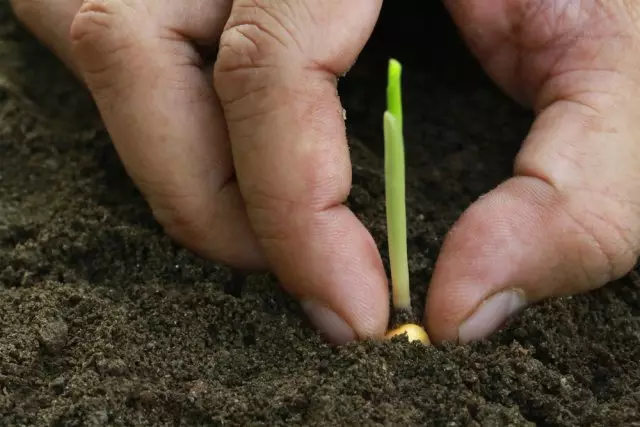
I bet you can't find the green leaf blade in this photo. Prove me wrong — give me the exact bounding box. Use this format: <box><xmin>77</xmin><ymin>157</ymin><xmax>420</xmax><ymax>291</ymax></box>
<box><xmin>383</xmin><ymin>106</ymin><xmax>410</xmax><ymax>310</ymax></box>
<box><xmin>387</xmin><ymin>58</ymin><xmax>403</xmax><ymax>131</ymax></box>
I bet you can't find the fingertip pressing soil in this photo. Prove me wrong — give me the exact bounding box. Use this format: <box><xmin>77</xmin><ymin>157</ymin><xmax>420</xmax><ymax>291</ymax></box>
<box><xmin>1</xmin><ymin>2</ymin><xmax>639</xmax><ymax>426</ymax></box>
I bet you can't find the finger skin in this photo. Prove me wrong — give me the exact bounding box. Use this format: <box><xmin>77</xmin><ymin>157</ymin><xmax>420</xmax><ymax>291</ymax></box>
<box><xmin>66</xmin><ymin>0</ymin><xmax>266</xmax><ymax>269</ymax></box>
<box><xmin>215</xmin><ymin>0</ymin><xmax>388</xmax><ymax>342</ymax></box>
<box><xmin>10</xmin><ymin>0</ymin><xmax>83</xmax><ymax>74</ymax></box>
<box><xmin>427</xmin><ymin>0</ymin><xmax>640</xmax><ymax>343</ymax></box>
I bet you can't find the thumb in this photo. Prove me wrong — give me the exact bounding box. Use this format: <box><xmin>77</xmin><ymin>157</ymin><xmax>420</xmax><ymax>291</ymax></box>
<box><xmin>214</xmin><ymin>0</ymin><xmax>387</xmax><ymax>343</ymax></box>
<box><xmin>426</xmin><ymin>91</ymin><xmax>640</xmax><ymax>344</ymax></box>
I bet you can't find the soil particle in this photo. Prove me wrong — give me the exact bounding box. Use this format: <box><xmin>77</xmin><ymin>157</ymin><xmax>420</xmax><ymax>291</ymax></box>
<box><xmin>1</xmin><ymin>2</ymin><xmax>639</xmax><ymax>426</ymax></box>
<box><xmin>36</xmin><ymin>318</ymin><xmax>68</xmax><ymax>354</ymax></box>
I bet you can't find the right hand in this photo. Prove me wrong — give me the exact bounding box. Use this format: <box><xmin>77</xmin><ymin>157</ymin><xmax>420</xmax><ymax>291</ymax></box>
<box><xmin>10</xmin><ymin>0</ymin><xmax>390</xmax><ymax>344</ymax></box>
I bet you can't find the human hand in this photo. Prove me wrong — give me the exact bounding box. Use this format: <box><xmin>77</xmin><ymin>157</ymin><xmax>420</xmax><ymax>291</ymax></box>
<box><xmin>10</xmin><ymin>0</ymin><xmax>390</xmax><ymax>343</ymax></box>
<box><xmin>427</xmin><ymin>1</ymin><xmax>640</xmax><ymax>343</ymax></box>
<box><xmin>15</xmin><ymin>0</ymin><xmax>637</xmax><ymax>347</ymax></box>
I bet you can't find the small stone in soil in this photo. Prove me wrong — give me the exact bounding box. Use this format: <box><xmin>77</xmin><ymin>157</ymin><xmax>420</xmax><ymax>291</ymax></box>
<box><xmin>37</xmin><ymin>318</ymin><xmax>68</xmax><ymax>354</ymax></box>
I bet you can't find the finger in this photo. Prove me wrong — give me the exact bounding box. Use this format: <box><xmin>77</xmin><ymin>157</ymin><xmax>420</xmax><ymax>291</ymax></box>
<box><xmin>425</xmin><ymin>86</ymin><xmax>640</xmax><ymax>344</ymax></box>
<box><xmin>215</xmin><ymin>0</ymin><xmax>386</xmax><ymax>343</ymax></box>
<box><xmin>69</xmin><ymin>0</ymin><xmax>266</xmax><ymax>269</ymax></box>
<box><xmin>10</xmin><ymin>0</ymin><xmax>83</xmax><ymax>74</ymax></box>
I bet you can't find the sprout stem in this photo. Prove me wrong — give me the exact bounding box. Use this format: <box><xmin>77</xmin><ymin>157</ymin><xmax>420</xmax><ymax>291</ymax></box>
<box><xmin>384</xmin><ymin>59</ymin><xmax>410</xmax><ymax>310</ymax></box>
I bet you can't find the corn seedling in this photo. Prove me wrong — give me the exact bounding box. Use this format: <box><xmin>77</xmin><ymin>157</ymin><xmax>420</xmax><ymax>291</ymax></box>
<box><xmin>383</xmin><ymin>59</ymin><xmax>430</xmax><ymax>345</ymax></box>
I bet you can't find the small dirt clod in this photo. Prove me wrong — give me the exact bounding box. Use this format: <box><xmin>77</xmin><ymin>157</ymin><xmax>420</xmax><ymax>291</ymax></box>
<box><xmin>37</xmin><ymin>318</ymin><xmax>68</xmax><ymax>354</ymax></box>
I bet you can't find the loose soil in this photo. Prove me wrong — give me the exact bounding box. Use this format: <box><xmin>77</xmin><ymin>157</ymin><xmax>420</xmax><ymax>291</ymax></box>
<box><xmin>1</xmin><ymin>3</ymin><xmax>639</xmax><ymax>426</ymax></box>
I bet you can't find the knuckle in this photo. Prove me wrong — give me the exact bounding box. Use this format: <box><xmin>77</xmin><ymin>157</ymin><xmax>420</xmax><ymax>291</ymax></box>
<box><xmin>69</xmin><ymin>0</ymin><xmax>141</xmax><ymax>94</ymax></box>
<box><xmin>70</xmin><ymin>0</ymin><xmax>117</xmax><ymax>46</ymax></box>
<box><xmin>219</xmin><ymin>24</ymin><xmax>271</xmax><ymax>69</ymax></box>
<box><xmin>217</xmin><ymin>1</ymin><xmax>297</xmax><ymax>72</ymax></box>
<box><xmin>216</xmin><ymin>23</ymin><xmax>285</xmax><ymax>75</ymax></box>
<box><xmin>214</xmin><ymin>2</ymin><xmax>299</xmax><ymax>107</ymax></box>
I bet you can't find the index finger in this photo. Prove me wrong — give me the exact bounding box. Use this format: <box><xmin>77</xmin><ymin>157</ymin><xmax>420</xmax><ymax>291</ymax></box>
<box><xmin>69</xmin><ymin>0</ymin><xmax>265</xmax><ymax>268</ymax></box>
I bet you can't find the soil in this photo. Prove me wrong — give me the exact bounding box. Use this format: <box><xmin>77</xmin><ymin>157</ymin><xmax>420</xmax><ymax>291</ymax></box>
<box><xmin>1</xmin><ymin>2</ymin><xmax>639</xmax><ymax>426</ymax></box>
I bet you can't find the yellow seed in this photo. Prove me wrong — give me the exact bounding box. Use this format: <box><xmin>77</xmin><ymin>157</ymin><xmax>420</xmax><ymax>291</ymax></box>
<box><xmin>385</xmin><ymin>323</ymin><xmax>430</xmax><ymax>344</ymax></box>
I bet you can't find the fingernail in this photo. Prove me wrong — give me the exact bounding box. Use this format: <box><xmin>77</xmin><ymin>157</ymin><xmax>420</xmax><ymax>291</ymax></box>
<box><xmin>301</xmin><ymin>299</ymin><xmax>356</xmax><ymax>345</ymax></box>
<box><xmin>458</xmin><ymin>289</ymin><xmax>527</xmax><ymax>344</ymax></box>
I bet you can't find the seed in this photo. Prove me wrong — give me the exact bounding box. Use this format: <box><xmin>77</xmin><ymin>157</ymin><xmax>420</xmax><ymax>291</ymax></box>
<box><xmin>385</xmin><ymin>323</ymin><xmax>430</xmax><ymax>344</ymax></box>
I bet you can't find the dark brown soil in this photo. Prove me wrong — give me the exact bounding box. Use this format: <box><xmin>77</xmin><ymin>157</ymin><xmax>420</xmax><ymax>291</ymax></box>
<box><xmin>1</xmin><ymin>3</ymin><xmax>639</xmax><ymax>426</ymax></box>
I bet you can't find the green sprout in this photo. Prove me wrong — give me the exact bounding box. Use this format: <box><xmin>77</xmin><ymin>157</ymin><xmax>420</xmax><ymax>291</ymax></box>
<box><xmin>382</xmin><ymin>58</ymin><xmax>430</xmax><ymax>345</ymax></box>
<box><xmin>383</xmin><ymin>58</ymin><xmax>410</xmax><ymax>310</ymax></box>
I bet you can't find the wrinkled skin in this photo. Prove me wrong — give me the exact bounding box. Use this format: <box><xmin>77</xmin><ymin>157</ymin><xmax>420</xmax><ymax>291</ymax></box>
<box><xmin>9</xmin><ymin>0</ymin><xmax>640</xmax><ymax>344</ymax></box>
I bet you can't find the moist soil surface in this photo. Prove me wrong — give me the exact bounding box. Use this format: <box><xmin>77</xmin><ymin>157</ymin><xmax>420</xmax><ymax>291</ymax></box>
<box><xmin>1</xmin><ymin>3</ymin><xmax>639</xmax><ymax>426</ymax></box>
